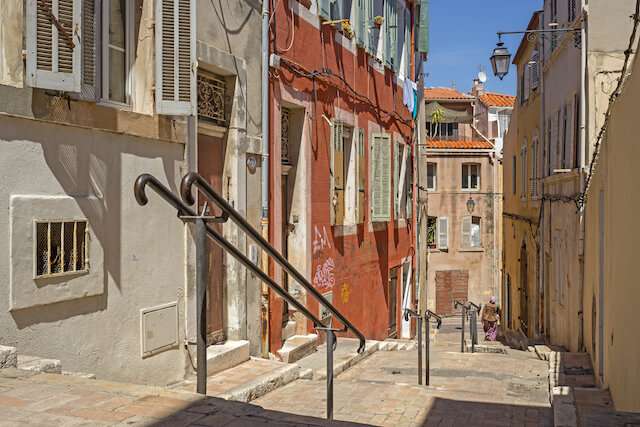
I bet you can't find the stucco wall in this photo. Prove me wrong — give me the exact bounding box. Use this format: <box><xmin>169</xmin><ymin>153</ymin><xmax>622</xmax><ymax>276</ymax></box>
<box><xmin>583</xmin><ymin>42</ymin><xmax>640</xmax><ymax>413</ymax></box>
<box><xmin>0</xmin><ymin>114</ymin><xmax>189</xmax><ymax>385</ymax></box>
<box><xmin>425</xmin><ymin>153</ymin><xmax>499</xmax><ymax>310</ymax></box>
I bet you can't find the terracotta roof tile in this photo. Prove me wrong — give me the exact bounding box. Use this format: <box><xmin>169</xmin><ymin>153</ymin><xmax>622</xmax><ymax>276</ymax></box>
<box><xmin>425</xmin><ymin>140</ymin><xmax>494</xmax><ymax>150</ymax></box>
<box><xmin>479</xmin><ymin>92</ymin><xmax>516</xmax><ymax>108</ymax></box>
<box><xmin>424</xmin><ymin>87</ymin><xmax>473</xmax><ymax>101</ymax></box>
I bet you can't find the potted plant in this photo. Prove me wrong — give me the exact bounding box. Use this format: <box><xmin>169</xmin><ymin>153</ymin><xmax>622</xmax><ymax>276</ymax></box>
<box><xmin>373</xmin><ymin>15</ymin><xmax>384</xmax><ymax>27</ymax></box>
<box><xmin>341</xmin><ymin>20</ymin><xmax>354</xmax><ymax>39</ymax></box>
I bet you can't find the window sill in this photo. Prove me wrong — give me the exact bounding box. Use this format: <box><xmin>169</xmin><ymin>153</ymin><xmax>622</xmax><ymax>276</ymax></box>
<box><xmin>459</xmin><ymin>247</ymin><xmax>484</xmax><ymax>253</ymax></box>
<box><xmin>428</xmin><ymin>248</ymin><xmax>444</xmax><ymax>253</ymax></box>
<box><xmin>460</xmin><ymin>188</ymin><xmax>480</xmax><ymax>193</ymax></box>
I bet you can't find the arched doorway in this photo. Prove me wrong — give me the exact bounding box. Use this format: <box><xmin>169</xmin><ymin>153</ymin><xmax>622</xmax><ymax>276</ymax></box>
<box><xmin>519</xmin><ymin>243</ymin><xmax>529</xmax><ymax>336</ymax></box>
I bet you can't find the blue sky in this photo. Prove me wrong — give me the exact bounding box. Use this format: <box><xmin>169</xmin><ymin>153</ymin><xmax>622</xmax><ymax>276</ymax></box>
<box><xmin>425</xmin><ymin>0</ymin><xmax>542</xmax><ymax>95</ymax></box>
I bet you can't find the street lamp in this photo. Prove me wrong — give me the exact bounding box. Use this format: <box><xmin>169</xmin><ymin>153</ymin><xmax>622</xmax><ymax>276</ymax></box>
<box><xmin>490</xmin><ymin>40</ymin><xmax>512</xmax><ymax>80</ymax></box>
<box><xmin>466</xmin><ymin>197</ymin><xmax>476</xmax><ymax>214</ymax></box>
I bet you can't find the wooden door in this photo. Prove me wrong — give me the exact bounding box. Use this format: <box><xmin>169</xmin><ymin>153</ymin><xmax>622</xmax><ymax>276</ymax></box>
<box><xmin>198</xmin><ymin>133</ymin><xmax>225</xmax><ymax>343</ymax></box>
<box><xmin>281</xmin><ymin>173</ymin><xmax>290</xmax><ymax>327</ymax></box>
<box><xmin>435</xmin><ymin>270</ymin><xmax>469</xmax><ymax>316</ymax></box>
<box><xmin>520</xmin><ymin>244</ymin><xmax>529</xmax><ymax>336</ymax></box>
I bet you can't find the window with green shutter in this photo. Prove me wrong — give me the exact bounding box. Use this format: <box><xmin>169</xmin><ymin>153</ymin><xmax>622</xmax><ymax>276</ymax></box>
<box><xmin>371</xmin><ymin>133</ymin><xmax>391</xmax><ymax>222</ymax></box>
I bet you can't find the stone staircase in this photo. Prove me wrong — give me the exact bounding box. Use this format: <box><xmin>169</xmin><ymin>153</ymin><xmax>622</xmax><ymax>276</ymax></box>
<box><xmin>0</xmin><ymin>344</ymin><xmax>94</xmax><ymax>377</ymax></box>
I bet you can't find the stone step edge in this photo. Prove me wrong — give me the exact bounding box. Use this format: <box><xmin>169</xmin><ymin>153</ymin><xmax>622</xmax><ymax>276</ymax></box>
<box><xmin>218</xmin><ymin>363</ymin><xmax>301</xmax><ymax>403</ymax></box>
<box><xmin>548</xmin><ymin>351</ymin><xmax>578</xmax><ymax>427</ymax></box>
<box><xmin>311</xmin><ymin>341</ymin><xmax>379</xmax><ymax>380</ymax></box>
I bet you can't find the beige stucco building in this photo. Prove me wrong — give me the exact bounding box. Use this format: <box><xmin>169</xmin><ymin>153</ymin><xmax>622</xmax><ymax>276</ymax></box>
<box><xmin>0</xmin><ymin>0</ymin><xmax>263</xmax><ymax>385</ymax></box>
<box><xmin>420</xmin><ymin>88</ymin><xmax>507</xmax><ymax>315</ymax></box>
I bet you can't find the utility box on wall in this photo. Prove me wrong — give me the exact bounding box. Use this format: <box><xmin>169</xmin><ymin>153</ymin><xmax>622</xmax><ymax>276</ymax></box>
<box><xmin>140</xmin><ymin>302</ymin><xmax>179</xmax><ymax>358</ymax></box>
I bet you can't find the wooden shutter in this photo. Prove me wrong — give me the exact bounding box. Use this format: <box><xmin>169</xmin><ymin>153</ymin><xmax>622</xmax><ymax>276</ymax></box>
<box><xmin>462</xmin><ymin>216</ymin><xmax>471</xmax><ymax>247</ymax></box>
<box><xmin>357</xmin><ymin>128</ymin><xmax>366</xmax><ymax>223</ymax></box>
<box><xmin>371</xmin><ymin>134</ymin><xmax>391</xmax><ymax>222</ymax></box>
<box><xmin>418</xmin><ymin>0</ymin><xmax>429</xmax><ymax>54</ymax></box>
<box><xmin>393</xmin><ymin>142</ymin><xmax>400</xmax><ymax>217</ymax></box>
<box><xmin>80</xmin><ymin>0</ymin><xmax>96</xmax><ymax>100</ymax></box>
<box><xmin>389</xmin><ymin>1</ymin><xmax>398</xmax><ymax>70</ymax></box>
<box><xmin>437</xmin><ymin>217</ymin><xmax>448</xmax><ymax>250</ymax></box>
<box><xmin>355</xmin><ymin>0</ymin><xmax>366</xmax><ymax>46</ymax></box>
<box><xmin>405</xmin><ymin>151</ymin><xmax>412</xmax><ymax>219</ymax></box>
<box><xmin>318</xmin><ymin>0</ymin><xmax>331</xmax><ymax>19</ymax></box>
<box><xmin>331</xmin><ymin>122</ymin><xmax>345</xmax><ymax>224</ymax></box>
<box><xmin>155</xmin><ymin>0</ymin><xmax>196</xmax><ymax>115</ymax></box>
<box><xmin>26</xmin><ymin>0</ymin><xmax>82</xmax><ymax>92</ymax></box>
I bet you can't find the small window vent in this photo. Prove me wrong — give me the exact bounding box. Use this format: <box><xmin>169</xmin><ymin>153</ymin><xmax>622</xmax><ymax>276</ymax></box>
<box><xmin>35</xmin><ymin>220</ymin><xmax>88</xmax><ymax>278</ymax></box>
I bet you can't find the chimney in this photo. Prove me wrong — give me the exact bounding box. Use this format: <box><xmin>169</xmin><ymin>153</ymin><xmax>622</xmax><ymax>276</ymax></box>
<box><xmin>472</xmin><ymin>78</ymin><xmax>485</xmax><ymax>97</ymax></box>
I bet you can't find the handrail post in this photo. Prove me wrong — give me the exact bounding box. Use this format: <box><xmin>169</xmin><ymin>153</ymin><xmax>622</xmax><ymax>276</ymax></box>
<box><xmin>326</xmin><ymin>329</ymin><xmax>334</xmax><ymax>421</ymax></box>
<box><xmin>461</xmin><ymin>306</ymin><xmax>466</xmax><ymax>353</ymax></box>
<box><xmin>470</xmin><ymin>309</ymin><xmax>476</xmax><ymax>353</ymax></box>
<box><xmin>195</xmin><ymin>218</ymin><xmax>208</xmax><ymax>395</ymax></box>
<box><xmin>417</xmin><ymin>315</ymin><xmax>423</xmax><ymax>385</ymax></box>
<box><xmin>425</xmin><ymin>316</ymin><xmax>430</xmax><ymax>385</ymax></box>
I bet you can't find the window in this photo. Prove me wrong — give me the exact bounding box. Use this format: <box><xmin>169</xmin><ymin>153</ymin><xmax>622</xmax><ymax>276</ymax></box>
<box><xmin>530</xmin><ymin>49</ymin><xmax>540</xmax><ymax>90</ymax></box>
<box><xmin>102</xmin><ymin>0</ymin><xmax>137</xmax><ymax>104</ymax></box>
<box><xmin>562</xmin><ymin>105</ymin><xmax>569</xmax><ymax>169</ymax></box>
<box><xmin>330</xmin><ymin>0</ymin><xmax>353</xmax><ymax>20</ymax></box>
<box><xmin>569</xmin><ymin>0</ymin><xmax>577</xmax><ymax>22</ymax></box>
<box><xmin>512</xmin><ymin>155</ymin><xmax>517</xmax><ymax>195</ymax></box>
<box><xmin>331</xmin><ymin>122</ymin><xmax>354</xmax><ymax>225</ymax></box>
<box><xmin>574</xmin><ymin>94</ymin><xmax>581</xmax><ymax>169</ymax></box>
<box><xmin>531</xmin><ymin>139</ymin><xmax>538</xmax><ymax>197</ymax></box>
<box><xmin>371</xmin><ymin>133</ymin><xmax>392</xmax><ymax>222</ymax></box>
<box><xmin>427</xmin><ymin>162</ymin><xmax>437</xmax><ymax>191</ymax></box>
<box><xmin>427</xmin><ymin>122</ymin><xmax>458</xmax><ymax>139</ymax></box>
<box><xmin>394</xmin><ymin>142</ymin><xmax>403</xmax><ymax>218</ymax></box>
<box><xmin>462</xmin><ymin>216</ymin><xmax>481</xmax><ymax>248</ymax></box>
<box><xmin>520</xmin><ymin>144</ymin><xmax>527</xmax><ymax>198</ymax></box>
<box><xmin>427</xmin><ymin>216</ymin><xmax>437</xmax><ymax>249</ymax></box>
<box><xmin>35</xmin><ymin>220</ymin><xmax>88</xmax><ymax>278</ymax></box>
<box><xmin>461</xmin><ymin>163</ymin><xmax>480</xmax><ymax>190</ymax></box>
<box><xmin>393</xmin><ymin>142</ymin><xmax>411</xmax><ymax>220</ymax></box>
<box><xmin>437</xmin><ymin>217</ymin><xmax>448</xmax><ymax>250</ymax></box>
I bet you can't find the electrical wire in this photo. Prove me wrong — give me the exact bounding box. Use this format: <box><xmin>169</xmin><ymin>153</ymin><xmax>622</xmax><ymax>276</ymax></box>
<box><xmin>578</xmin><ymin>0</ymin><xmax>640</xmax><ymax>209</ymax></box>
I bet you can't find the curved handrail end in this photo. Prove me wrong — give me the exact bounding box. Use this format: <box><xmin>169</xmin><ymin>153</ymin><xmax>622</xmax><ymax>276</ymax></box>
<box><xmin>134</xmin><ymin>174</ymin><xmax>153</xmax><ymax>206</ymax></box>
<box><xmin>180</xmin><ymin>172</ymin><xmax>199</xmax><ymax>206</ymax></box>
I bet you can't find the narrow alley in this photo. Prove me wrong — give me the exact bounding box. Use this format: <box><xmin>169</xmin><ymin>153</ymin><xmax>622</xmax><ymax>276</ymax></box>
<box><xmin>0</xmin><ymin>319</ymin><xmax>553</xmax><ymax>426</ymax></box>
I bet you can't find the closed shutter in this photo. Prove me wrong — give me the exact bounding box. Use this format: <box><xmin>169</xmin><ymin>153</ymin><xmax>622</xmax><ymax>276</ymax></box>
<box><xmin>355</xmin><ymin>0</ymin><xmax>366</xmax><ymax>46</ymax></box>
<box><xmin>418</xmin><ymin>0</ymin><xmax>429</xmax><ymax>54</ymax></box>
<box><xmin>80</xmin><ymin>0</ymin><xmax>96</xmax><ymax>100</ymax></box>
<box><xmin>389</xmin><ymin>1</ymin><xmax>398</xmax><ymax>70</ymax></box>
<box><xmin>331</xmin><ymin>122</ymin><xmax>345</xmax><ymax>224</ymax></box>
<box><xmin>404</xmin><ymin>7</ymin><xmax>410</xmax><ymax>78</ymax></box>
<box><xmin>462</xmin><ymin>216</ymin><xmax>471</xmax><ymax>247</ymax></box>
<box><xmin>155</xmin><ymin>0</ymin><xmax>196</xmax><ymax>115</ymax></box>
<box><xmin>357</xmin><ymin>128</ymin><xmax>366</xmax><ymax>223</ymax></box>
<box><xmin>371</xmin><ymin>133</ymin><xmax>391</xmax><ymax>222</ymax></box>
<box><xmin>26</xmin><ymin>0</ymin><xmax>82</xmax><ymax>92</ymax></box>
<box><xmin>437</xmin><ymin>217</ymin><xmax>448</xmax><ymax>250</ymax></box>
<box><xmin>405</xmin><ymin>151</ymin><xmax>412</xmax><ymax>219</ymax></box>
<box><xmin>318</xmin><ymin>0</ymin><xmax>331</xmax><ymax>19</ymax></box>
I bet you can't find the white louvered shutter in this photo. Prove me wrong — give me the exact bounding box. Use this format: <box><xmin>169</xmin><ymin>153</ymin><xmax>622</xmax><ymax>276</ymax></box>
<box><xmin>318</xmin><ymin>0</ymin><xmax>331</xmax><ymax>19</ymax></box>
<box><xmin>437</xmin><ymin>217</ymin><xmax>448</xmax><ymax>250</ymax></box>
<box><xmin>462</xmin><ymin>216</ymin><xmax>471</xmax><ymax>247</ymax></box>
<box><xmin>26</xmin><ymin>0</ymin><xmax>82</xmax><ymax>92</ymax></box>
<box><xmin>371</xmin><ymin>134</ymin><xmax>391</xmax><ymax>222</ymax></box>
<box><xmin>155</xmin><ymin>0</ymin><xmax>196</xmax><ymax>116</ymax></box>
<box><xmin>355</xmin><ymin>0</ymin><xmax>366</xmax><ymax>46</ymax></box>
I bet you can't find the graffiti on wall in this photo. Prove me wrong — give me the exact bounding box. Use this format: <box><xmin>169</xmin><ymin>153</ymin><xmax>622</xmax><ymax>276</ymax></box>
<box><xmin>313</xmin><ymin>257</ymin><xmax>335</xmax><ymax>292</ymax></box>
<box><xmin>313</xmin><ymin>225</ymin><xmax>331</xmax><ymax>255</ymax></box>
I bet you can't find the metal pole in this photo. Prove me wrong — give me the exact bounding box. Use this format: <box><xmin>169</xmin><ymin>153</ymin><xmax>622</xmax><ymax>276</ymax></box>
<box><xmin>470</xmin><ymin>310</ymin><xmax>476</xmax><ymax>353</ymax></box>
<box><xmin>425</xmin><ymin>318</ymin><xmax>430</xmax><ymax>386</ymax></box>
<box><xmin>326</xmin><ymin>330</ymin><xmax>334</xmax><ymax>421</ymax></box>
<box><xmin>195</xmin><ymin>218</ymin><xmax>208</xmax><ymax>395</ymax></box>
<box><xmin>461</xmin><ymin>307</ymin><xmax>466</xmax><ymax>353</ymax></box>
<box><xmin>417</xmin><ymin>316</ymin><xmax>423</xmax><ymax>385</ymax></box>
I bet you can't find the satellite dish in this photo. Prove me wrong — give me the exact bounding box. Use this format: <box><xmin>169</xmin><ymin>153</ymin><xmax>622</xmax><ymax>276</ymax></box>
<box><xmin>478</xmin><ymin>71</ymin><xmax>487</xmax><ymax>83</ymax></box>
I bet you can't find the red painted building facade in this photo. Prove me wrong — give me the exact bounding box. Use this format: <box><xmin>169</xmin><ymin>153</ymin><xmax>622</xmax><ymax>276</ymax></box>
<box><xmin>267</xmin><ymin>0</ymin><xmax>419</xmax><ymax>351</ymax></box>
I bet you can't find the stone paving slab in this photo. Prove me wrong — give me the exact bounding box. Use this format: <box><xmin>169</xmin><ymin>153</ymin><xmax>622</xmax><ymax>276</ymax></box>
<box><xmin>0</xmin><ymin>368</ymin><xmax>365</xmax><ymax>426</ymax></box>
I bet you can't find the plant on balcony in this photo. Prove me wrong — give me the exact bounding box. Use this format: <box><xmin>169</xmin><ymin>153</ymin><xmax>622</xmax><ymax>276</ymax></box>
<box><xmin>341</xmin><ymin>20</ymin><xmax>354</xmax><ymax>39</ymax></box>
<box><xmin>373</xmin><ymin>15</ymin><xmax>384</xmax><ymax>27</ymax></box>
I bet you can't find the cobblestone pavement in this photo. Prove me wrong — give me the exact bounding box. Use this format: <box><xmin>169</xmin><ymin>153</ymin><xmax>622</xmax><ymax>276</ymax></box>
<box><xmin>0</xmin><ymin>318</ymin><xmax>552</xmax><ymax>426</ymax></box>
<box><xmin>254</xmin><ymin>318</ymin><xmax>553</xmax><ymax>426</ymax></box>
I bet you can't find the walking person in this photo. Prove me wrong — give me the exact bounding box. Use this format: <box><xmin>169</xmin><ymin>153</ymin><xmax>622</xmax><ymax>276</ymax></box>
<box><xmin>481</xmin><ymin>296</ymin><xmax>500</xmax><ymax>341</ymax></box>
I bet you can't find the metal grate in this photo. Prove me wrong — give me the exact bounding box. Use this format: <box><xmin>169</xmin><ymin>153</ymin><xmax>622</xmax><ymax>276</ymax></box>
<box><xmin>35</xmin><ymin>220</ymin><xmax>88</xmax><ymax>278</ymax></box>
<box><xmin>197</xmin><ymin>73</ymin><xmax>226</xmax><ymax>126</ymax></box>
<box><xmin>281</xmin><ymin>108</ymin><xmax>290</xmax><ymax>164</ymax></box>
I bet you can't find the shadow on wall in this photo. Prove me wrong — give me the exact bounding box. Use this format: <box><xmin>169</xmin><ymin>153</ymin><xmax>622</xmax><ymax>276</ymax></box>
<box><xmin>0</xmin><ymin>108</ymin><xmax>181</xmax><ymax>328</ymax></box>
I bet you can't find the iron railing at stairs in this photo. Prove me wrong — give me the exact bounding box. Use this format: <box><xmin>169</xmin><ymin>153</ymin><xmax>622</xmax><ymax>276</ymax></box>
<box><xmin>403</xmin><ymin>308</ymin><xmax>442</xmax><ymax>386</ymax></box>
<box><xmin>134</xmin><ymin>173</ymin><xmax>365</xmax><ymax>421</ymax></box>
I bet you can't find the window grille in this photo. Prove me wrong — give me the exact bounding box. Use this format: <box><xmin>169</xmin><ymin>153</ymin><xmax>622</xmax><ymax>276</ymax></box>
<box><xmin>281</xmin><ymin>108</ymin><xmax>290</xmax><ymax>164</ymax></box>
<box><xmin>197</xmin><ymin>73</ymin><xmax>226</xmax><ymax>126</ymax></box>
<box><xmin>35</xmin><ymin>220</ymin><xmax>88</xmax><ymax>278</ymax></box>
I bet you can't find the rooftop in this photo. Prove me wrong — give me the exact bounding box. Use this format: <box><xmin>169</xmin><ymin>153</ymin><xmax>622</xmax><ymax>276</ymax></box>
<box><xmin>425</xmin><ymin>139</ymin><xmax>494</xmax><ymax>150</ymax></box>
<box><xmin>424</xmin><ymin>87</ymin><xmax>474</xmax><ymax>101</ymax></box>
<box><xmin>479</xmin><ymin>92</ymin><xmax>516</xmax><ymax>108</ymax></box>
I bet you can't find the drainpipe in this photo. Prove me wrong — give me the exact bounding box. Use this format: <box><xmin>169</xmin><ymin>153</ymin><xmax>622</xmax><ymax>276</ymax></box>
<box><xmin>261</xmin><ymin>0</ymin><xmax>270</xmax><ymax>220</ymax></box>
<box><xmin>539</xmin><ymin>10</ymin><xmax>546</xmax><ymax>340</ymax></box>
<box><xmin>577</xmin><ymin>2</ymin><xmax>588</xmax><ymax>352</ymax></box>
<box><xmin>260</xmin><ymin>0</ymin><xmax>271</xmax><ymax>357</ymax></box>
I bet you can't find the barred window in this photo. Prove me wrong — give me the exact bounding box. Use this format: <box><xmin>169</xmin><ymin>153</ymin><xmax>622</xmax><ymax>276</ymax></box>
<box><xmin>35</xmin><ymin>220</ymin><xmax>88</xmax><ymax>278</ymax></box>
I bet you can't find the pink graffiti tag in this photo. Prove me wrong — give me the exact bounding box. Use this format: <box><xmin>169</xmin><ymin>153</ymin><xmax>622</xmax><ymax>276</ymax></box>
<box><xmin>313</xmin><ymin>258</ymin><xmax>335</xmax><ymax>291</ymax></box>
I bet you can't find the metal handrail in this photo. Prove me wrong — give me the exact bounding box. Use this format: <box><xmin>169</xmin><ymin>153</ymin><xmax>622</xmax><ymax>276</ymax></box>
<box><xmin>134</xmin><ymin>174</ymin><xmax>326</xmax><ymax>329</ymax></box>
<box><xmin>180</xmin><ymin>171</ymin><xmax>366</xmax><ymax>353</ymax></box>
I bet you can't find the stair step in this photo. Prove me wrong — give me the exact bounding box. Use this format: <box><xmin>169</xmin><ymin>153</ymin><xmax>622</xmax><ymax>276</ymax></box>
<box><xmin>17</xmin><ymin>355</ymin><xmax>61</xmax><ymax>374</ymax></box>
<box><xmin>277</xmin><ymin>334</ymin><xmax>318</xmax><ymax>363</ymax></box>
<box><xmin>203</xmin><ymin>340</ymin><xmax>250</xmax><ymax>376</ymax></box>
<box><xmin>295</xmin><ymin>338</ymin><xmax>379</xmax><ymax>380</ymax></box>
<box><xmin>176</xmin><ymin>357</ymin><xmax>299</xmax><ymax>402</ymax></box>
